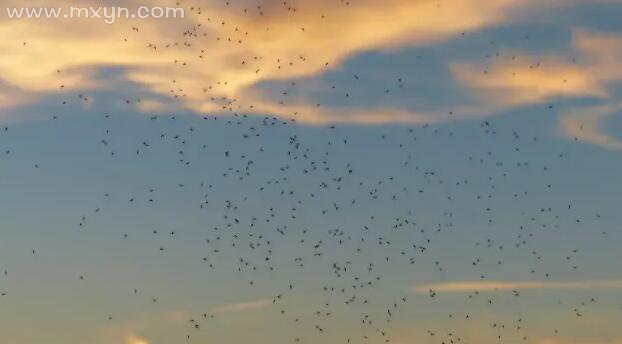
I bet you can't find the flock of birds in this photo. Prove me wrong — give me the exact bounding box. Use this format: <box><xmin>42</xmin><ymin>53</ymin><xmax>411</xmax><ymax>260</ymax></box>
<box><xmin>1</xmin><ymin>1</ymin><xmax>620</xmax><ymax>344</ymax></box>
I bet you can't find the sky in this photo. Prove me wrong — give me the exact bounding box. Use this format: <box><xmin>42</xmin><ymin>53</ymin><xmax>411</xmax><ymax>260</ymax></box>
<box><xmin>0</xmin><ymin>1</ymin><xmax>622</xmax><ymax>344</ymax></box>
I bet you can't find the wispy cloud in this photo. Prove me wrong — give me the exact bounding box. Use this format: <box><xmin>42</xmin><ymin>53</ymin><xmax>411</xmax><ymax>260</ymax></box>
<box><xmin>451</xmin><ymin>29</ymin><xmax>622</xmax><ymax>150</ymax></box>
<box><xmin>450</xmin><ymin>29</ymin><xmax>622</xmax><ymax>108</ymax></box>
<box><xmin>535</xmin><ymin>338</ymin><xmax>622</xmax><ymax>344</ymax></box>
<box><xmin>135</xmin><ymin>98</ymin><xmax>174</xmax><ymax>114</ymax></box>
<box><xmin>559</xmin><ymin>103</ymin><xmax>622</xmax><ymax>151</ymax></box>
<box><xmin>212</xmin><ymin>298</ymin><xmax>272</xmax><ymax>313</ymax></box>
<box><xmin>412</xmin><ymin>279</ymin><xmax>622</xmax><ymax>293</ymax></box>
<box><xmin>451</xmin><ymin>54</ymin><xmax>607</xmax><ymax>107</ymax></box>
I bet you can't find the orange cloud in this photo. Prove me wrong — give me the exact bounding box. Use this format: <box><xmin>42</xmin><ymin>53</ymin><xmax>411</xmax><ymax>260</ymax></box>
<box><xmin>0</xmin><ymin>0</ymin><xmax>564</xmax><ymax>123</ymax></box>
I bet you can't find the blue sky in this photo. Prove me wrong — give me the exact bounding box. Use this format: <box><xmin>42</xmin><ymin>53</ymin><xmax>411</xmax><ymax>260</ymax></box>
<box><xmin>0</xmin><ymin>1</ymin><xmax>622</xmax><ymax>344</ymax></box>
